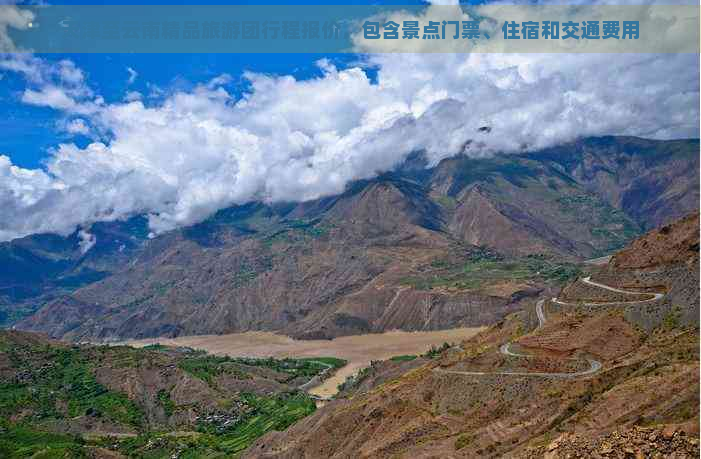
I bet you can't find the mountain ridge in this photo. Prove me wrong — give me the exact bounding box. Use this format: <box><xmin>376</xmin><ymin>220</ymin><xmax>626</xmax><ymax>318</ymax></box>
<box><xmin>5</xmin><ymin>136</ymin><xmax>699</xmax><ymax>342</ymax></box>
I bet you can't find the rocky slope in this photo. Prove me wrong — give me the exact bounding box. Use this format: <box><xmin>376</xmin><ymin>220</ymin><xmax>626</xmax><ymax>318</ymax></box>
<box><xmin>0</xmin><ymin>330</ymin><xmax>345</xmax><ymax>458</ymax></box>
<box><xmin>243</xmin><ymin>212</ymin><xmax>700</xmax><ymax>458</ymax></box>
<box><xmin>8</xmin><ymin>136</ymin><xmax>700</xmax><ymax>341</ymax></box>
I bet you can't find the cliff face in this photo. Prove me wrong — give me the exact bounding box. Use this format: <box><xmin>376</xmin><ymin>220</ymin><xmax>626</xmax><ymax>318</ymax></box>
<box><xmin>7</xmin><ymin>137</ymin><xmax>700</xmax><ymax>341</ymax></box>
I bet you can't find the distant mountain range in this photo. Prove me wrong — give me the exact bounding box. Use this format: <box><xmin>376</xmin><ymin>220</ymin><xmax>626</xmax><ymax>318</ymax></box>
<box><xmin>4</xmin><ymin>136</ymin><xmax>699</xmax><ymax>341</ymax></box>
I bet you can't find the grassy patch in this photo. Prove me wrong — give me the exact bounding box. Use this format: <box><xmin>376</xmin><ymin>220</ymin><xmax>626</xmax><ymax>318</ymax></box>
<box><xmin>423</xmin><ymin>342</ymin><xmax>453</xmax><ymax>359</ymax></box>
<box><xmin>178</xmin><ymin>356</ymin><xmax>250</xmax><ymax>386</ymax></box>
<box><xmin>432</xmin><ymin>195</ymin><xmax>457</xmax><ymax>210</ymax></box>
<box><xmin>0</xmin><ymin>420</ymin><xmax>87</xmax><ymax>459</ymax></box>
<box><xmin>402</xmin><ymin>249</ymin><xmax>580</xmax><ymax>291</ymax></box>
<box><xmin>389</xmin><ymin>355</ymin><xmax>417</xmax><ymax>362</ymax></box>
<box><xmin>157</xmin><ymin>389</ymin><xmax>176</xmax><ymax>417</ymax></box>
<box><xmin>179</xmin><ymin>355</ymin><xmax>346</xmax><ymax>386</ymax></box>
<box><xmin>142</xmin><ymin>343</ymin><xmax>169</xmax><ymax>352</ymax></box>
<box><xmin>216</xmin><ymin>393</ymin><xmax>315</xmax><ymax>453</ymax></box>
<box><xmin>662</xmin><ymin>305</ymin><xmax>682</xmax><ymax>330</ymax></box>
<box><xmin>298</xmin><ymin>357</ymin><xmax>347</xmax><ymax>369</ymax></box>
<box><xmin>112</xmin><ymin>393</ymin><xmax>315</xmax><ymax>457</ymax></box>
<box><xmin>454</xmin><ymin>433</ymin><xmax>473</xmax><ymax>450</ymax></box>
<box><xmin>260</xmin><ymin>219</ymin><xmax>331</xmax><ymax>248</ymax></box>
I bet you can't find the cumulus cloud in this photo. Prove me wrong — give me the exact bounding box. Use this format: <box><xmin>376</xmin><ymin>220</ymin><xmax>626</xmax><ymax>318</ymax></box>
<box><xmin>0</xmin><ymin>8</ymin><xmax>698</xmax><ymax>241</ymax></box>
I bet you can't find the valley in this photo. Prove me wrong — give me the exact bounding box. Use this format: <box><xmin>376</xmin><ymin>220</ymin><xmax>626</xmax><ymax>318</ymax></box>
<box><xmin>0</xmin><ymin>136</ymin><xmax>698</xmax><ymax>458</ymax></box>
<box><xmin>4</xmin><ymin>136</ymin><xmax>699</xmax><ymax>342</ymax></box>
<box><xmin>1</xmin><ymin>210</ymin><xmax>697</xmax><ymax>458</ymax></box>
<box><xmin>124</xmin><ymin>327</ymin><xmax>485</xmax><ymax>399</ymax></box>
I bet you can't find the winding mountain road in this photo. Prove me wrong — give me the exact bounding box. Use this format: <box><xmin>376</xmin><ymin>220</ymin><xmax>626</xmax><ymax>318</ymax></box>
<box><xmin>434</xmin><ymin>276</ymin><xmax>664</xmax><ymax>379</ymax></box>
<box><xmin>434</xmin><ymin>358</ymin><xmax>602</xmax><ymax>379</ymax></box>
<box><xmin>535</xmin><ymin>298</ymin><xmax>546</xmax><ymax>328</ymax></box>
<box><xmin>552</xmin><ymin>276</ymin><xmax>663</xmax><ymax>306</ymax></box>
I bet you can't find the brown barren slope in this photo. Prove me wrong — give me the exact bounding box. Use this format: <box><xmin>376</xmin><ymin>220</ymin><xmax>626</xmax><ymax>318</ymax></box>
<box><xmin>243</xmin><ymin>213</ymin><xmax>700</xmax><ymax>458</ymax></box>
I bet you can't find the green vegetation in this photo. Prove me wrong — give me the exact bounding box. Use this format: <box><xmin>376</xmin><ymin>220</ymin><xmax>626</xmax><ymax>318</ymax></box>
<box><xmin>401</xmin><ymin>249</ymin><xmax>580</xmax><ymax>291</ymax></box>
<box><xmin>178</xmin><ymin>354</ymin><xmax>346</xmax><ymax>386</ymax></box>
<box><xmin>423</xmin><ymin>342</ymin><xmax>454</xmax><ymax>359</ymax></box>
<box><xmin>229</xmin><ymin>356</ymin><xmax>346</xmax><ymax>378</ymax></box>
<box><xmin>557</xmin><ymin>194</ymin><xmax>640</xmax><ymax>256</ymax></box>
<box><xmin>337</xmin><ymin>360</ymin><xmax>382</xmax><ymax>393</ymax></box>
<box><xmin>449</xmin><ymin>157</ymin><xmax>540</xmax><ymax>191</ymax></box>
<box><xmin>0</xmin><ymin>345</ymin><xmax>143</xmax><ymax>428</ymax></box>
<box><xmin>261</xmin><ymin>218</ymin><xmax>331</xmax><ymax>248</ymax></box>
<box><xmin>298</xmin><ymin>357</ymin><xmax>347</xmax><ymax>368</ymax></box>
<box><xmin>142</xmin><ymin>343</ymin><xmax>169</xmax><ymax>351</ymax></box>
<box><xmin>0</xmin><ymin>336</ymin><xmax>331</xmax><ymax>459</ymax></box>
<box><xmin>0</xmin><ymin>419</ymin><xmax>87</xmax><ymax>459</ymax></box>
<box><xmin>432</xmin><ymin>195</ymin><xmax>457</xmax><ymax>210</ymax></box>
<box><xmin>522</xmin><ymin>254</ymin><xmax>581</xmax><ymax>283</ymax></box>
<box><xmin>216</xmin><ymin>393</ymin><xmax>314</xmax><ymax>453</ymax></box>
<box><xmin>230</xmin><ymin>264</ymin><xmax>259</xmax><ymax>288</ymax></box>
<box><xmin>662</xmin><ymin>305</ymin><xmax>682</xmax><ymax>330</ymax></box>
<box><xmin>389</xmin><ymin>355</ymin><xmax>417</xmax><ymax>362</ymax></box>
<box><xmin>112</xmin><ymin>393</ymin><xmax>316</xmax><ymax>457</ymax></box>
<box><xmin>157</xmin><ymin>389</ymin><xmax>176</xmax><ymax>417</ymax></box>
<box><xmin>454</xmin><ymin>433</ymin><xmax>473</xmax><ymax>450</ymax></box>
<box><xmin>178</xmin><ymin>356</ymin><xmax>251</xmax><ymax>386</ymax></box>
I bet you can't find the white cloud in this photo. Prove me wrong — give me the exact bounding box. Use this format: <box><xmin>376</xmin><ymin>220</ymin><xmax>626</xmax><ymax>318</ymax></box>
<box><xmin>0</xmin><ymin>32</ymin><xmax>697</xmax><ymax>242</ymax></box>
<box><xmin>126</xmin><ymin>66</ymin><xmax>138</xmax><ymax>85</ymax></box>
<box><xmin>424</xmin><ymin>0</ymin><xmax>459</xmax><ymax>5</ymax></box>
<box><xmin>2</xmin><ymin>53</ymin><xmax>96</xmax><ymax>115</ymax></box>
<box><xmin>124</xmin><ymin>90</ymin><xmax>142</xmax><ymax>102</ymax></box>
<box><xmin>58</xmin><ymin>59</ymin><xmax>85</xmax><ymax>85</ymax></box>
<box><xmin>64</xmin><ymin>118</ymin><xmax>90</xmax><ymax>135</ymax></box>
<box><xmin>0</xmin><ymin>5</ymin><xmax>33</xmax><ymax>52</ymax></box>
<box><xmin>0</xmin><ymin>53</ymin><xmax>42</xmax><ymax>82</ymax></box>
<box><xmin>207</xmin><ymin>73</ymin><xmax>232</xmax><ymax>88</ymax></box>
<box><xmin>77</xmin><ymin>229</ymin><xmax>96</xmax><ymax>254</ymax></box>
<box><xmin>22</xmin><ymin>86</ymin><xmax>77</xmax><ymax>111</ymax></box>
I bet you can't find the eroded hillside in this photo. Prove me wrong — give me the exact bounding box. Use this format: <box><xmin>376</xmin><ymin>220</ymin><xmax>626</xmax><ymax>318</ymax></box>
<box><xmin>243</xmin><ymin>212</ymin><xmax>700</xmax><ymax>458</ymax></box>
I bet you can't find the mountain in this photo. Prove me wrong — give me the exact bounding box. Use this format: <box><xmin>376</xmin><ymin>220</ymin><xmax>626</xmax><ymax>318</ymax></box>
<box><xmin>242</xmin><ymin>212</ymin><xmax>700</xmax><ymax>458</ymax></box>
<box><xmin>0</xmin><ymin>329</ymin><xmax>345</xmax><ymax>457</ymax></box>
<box><xmin>7</xmin><ymin>136</ymin><xmax>700</xmax><ymax>341</ymax></box>
<box><xmin>0</xmin><ymin>217</ymin><xmax>150</xmax><ymax>327</ymax></box>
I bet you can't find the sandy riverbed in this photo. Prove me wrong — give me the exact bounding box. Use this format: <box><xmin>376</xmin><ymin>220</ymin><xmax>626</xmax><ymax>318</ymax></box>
<box><xmin>124</xmin><ymin>327</ymin><xmax>484</xmax><ymax>398</ymax></box>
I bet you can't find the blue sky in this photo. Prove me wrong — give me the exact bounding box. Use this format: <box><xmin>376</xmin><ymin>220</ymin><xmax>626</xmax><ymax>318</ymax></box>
<box><xmin>4</xmin><ymin>0</ymin><xmax>455</xmax><ymax>168</ymax></box>
<box><xmin>0</xmin><ymin>53</ymin><xmax>364</xmax><ymax>168</ymax></box>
